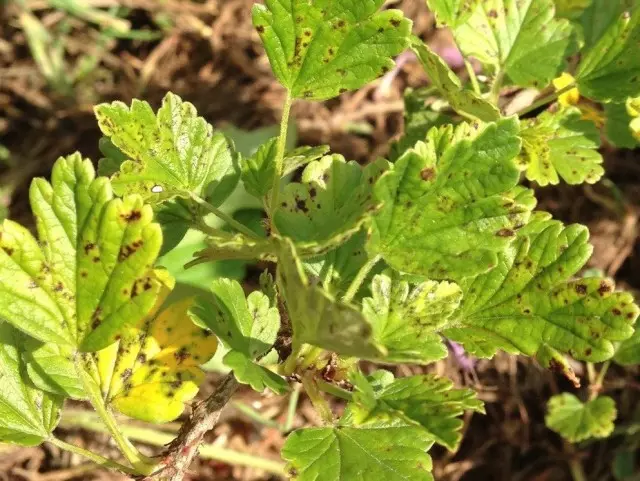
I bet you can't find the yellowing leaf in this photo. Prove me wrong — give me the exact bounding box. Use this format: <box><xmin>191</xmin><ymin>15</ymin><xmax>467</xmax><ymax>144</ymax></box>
<box><xmin>93</xmin><ymin>272</ymin><xmax>218</xmax><ymax>423</ymax></box>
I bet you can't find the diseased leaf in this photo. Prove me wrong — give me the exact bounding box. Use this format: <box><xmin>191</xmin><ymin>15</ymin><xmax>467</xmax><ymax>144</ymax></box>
<box><xmin>546</xmin><ymin>393</ymin><xmax>616</xmax><ymax>442</ymax></box>
<box><xmin>576</xmin><ymin>7</ymin><xmax>640</xmax><ymax>102</ymax></box>
<box><xmin>554</xmin><ymin>0</ymin><xmax>591</xmax><ymax>20</ymax></box>
<box><xmin>0</xmin><ymin>154</ymin><xmax>163</xmax><ymax>352</ymax></box>
<box><xmin>276</xmin><ymin>237</ymin><xmax>382</xmax><ymax>358</ymax></box>
<box><xmin>369</xmin><ymin>117</ymin><xmax>534</xmax><ymax>281</ymax></box>
<box><xmin>351</xmin><ymin>372</ymin><xmax>484</xmax><ymax>451</ymax></box>
<box><xmin>274</xmin><ymin>155</ymin><xmax>387</xmax><ymax>244</ymax></box>
<box><xmin>445</xmin><ymin>213</ymin><xmax>639</xmax><ymax>362</ymax></box>
<box><xmin>427</xmin><ymin>0</ymin><xmax>479</xmax><ymax>27</ymax></box>
<box><xmin>362</xmin><ymin>273</ymin><xmax>462</xmax><ymax>364</ymax></box>
<box><xmin>253</xmin><ymin>0</ymin><xmax>412</xmax><ymax>100</ymax></box>
<box><xmin>192</xmin><ymin>278</ymin><xmax>286</xmax><ymax>394</ymax></box>
<box><xmin>242</xmin><ymin>139</ymin><xmax>329</xmax><ymax>199</ymax></box>
<box><xmin>189</xmin><ymin>232</ymin><xmax>275</xmax><ymax>267</ymax></box>
<box><xmin>517</xmin><ymin>107</ymin><xmax>603</xmax><ymax>186</ymax></box>
<box><xmin>282</xmin><ymin>417</ymin><xmax>434</xmax><ymax>481</ymax></box>
<box><xmin>412</xmin><ymin>40</ymin><xmax>500</xmax><ymax>121</ymax></box>
<box><xmin>91</xmin><ymin>272</ymin><xmax>218</xmax><ymax>423</ymax></box>
<box><xmin>0</xmin><ymin>323</ymin><xmax>62</xmax><ymax>446</ymax></box>
<box><xmin>432</xmin><ymin>0</ymin><xmax>574</xmax><ymax>88</ymax></box>
<box><xmin>615</xmin><ymin>319</ymin><xmax>640</xmax><ymax>365</ymax></box>
<box><xmin>95</xmin><ymin>92</ymin><xmax>239</xmax><ymax>204</ymax></box>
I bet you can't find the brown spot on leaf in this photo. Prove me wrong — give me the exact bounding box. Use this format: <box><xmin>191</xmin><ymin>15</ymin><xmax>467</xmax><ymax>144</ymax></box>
<box><xmin>123</xmin><ymin>210</ymin><xmax>142</xmax><ymax>223</ymax></box>
<box><xmin>496</xmin><ymin>228</ymin><xmax>515</xmax><ymax>237</ymax></box>
<box><xmin>420</xmin><ymin>167</ymin><xmax>435</xmax><ymax>181</ymax></box>
<box><xmin>575</xmin><ymin>284</ymin><xmax>587</xmax><ymax>295</ymax></box>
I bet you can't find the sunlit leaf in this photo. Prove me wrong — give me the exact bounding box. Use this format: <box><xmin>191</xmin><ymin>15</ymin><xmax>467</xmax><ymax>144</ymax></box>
<box><xmin>546</xmin><ymin>393</ymin><xmax>616</xmax><ymax>442</ymax></box>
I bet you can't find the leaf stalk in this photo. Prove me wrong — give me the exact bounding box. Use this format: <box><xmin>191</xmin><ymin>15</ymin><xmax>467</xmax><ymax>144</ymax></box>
<box><xmin>190</xmin><ymin>192</ymin><xmax>262</xmax><ymax>240</ymax></box>
<box><xmin>268</xmin><ymin>91</ymin><xmax>294</xmax><ymax>222</ymax></box>
<box><xmin>48</xmin><ymin>437</ymin><xmax>138</xmax><ymax>475</ymax></box>
<box><xmin>343</xmin><ymin>254</ymin><xmax>381</xmax><ymax>303</ymax></box>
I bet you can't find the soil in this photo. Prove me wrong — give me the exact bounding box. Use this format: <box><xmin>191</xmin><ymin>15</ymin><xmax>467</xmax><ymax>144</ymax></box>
<box><xmin>1</xmin><ymin>1</ymin><xmax>639</xmax><ymax>480</ymax></box>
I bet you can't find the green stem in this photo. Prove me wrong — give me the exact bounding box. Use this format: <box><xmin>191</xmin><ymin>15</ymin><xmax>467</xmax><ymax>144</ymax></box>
<box><xmin>60</xmin><ymin>410</ymin><xmax>286</xmax><ymax>476</ymax></box>
<box><xmin>75</xmin><ymin>360</ymin><xmax>156</xmax><ymax>475</ymax></box>
<box><xmin>465</xmin><ymin>60</ymin><xmax>481</xmax><ymax>95</ymax></box>
<box><xmin>569</xmin><ymin>457</ymin><xmax>587</xmax><ymax>481</ymax></box>
<box><xmin>343</xmin><ymin>254</ymin><xmax>381</xmax><ymax>303</ymax></box>
<box><xmin>268</xmin><ymin>91</ymin><xmax>294</xmax><ymax>222</ymax></box>
<box><xmin>190</xmin><ymin>193</ymin><xmax>261</xmax><ymax>240</ymax></box>
<box><xmin>302</xmin><ymin>374</ymin><xmax>334</xmax><ymax>423</ymax></box>
<box><xmin>316</xmin><ymin>379</ymin><xmax>353</xmax><ymax>402</ymax></box>
<box><xmin>284</xmin><ymin>384</ymin><xmax>302</xmax><ymax>432</ymax></box>
<box><xmin>281</xmin><ymin>341</ymin><xmax>303</xmax><ymax>376</ymax></box>
<box><xmin>517</xmin><ymin>82</ymin><xmax>577</xmax><ymax>117</ymax></box>
<box><xmin>489</xmin><ymin>70</ymin><xmax>504</xmax><ymax>105</ymax></box>
<box><xmin>48</xmin><ymin>437</ymin><xmax>137</xmax><ymax>475</ymax></box>
<box><xmin>590</xmin><ymin>360</ymin><xmax>611</xmax><ymax>400</ymax></box>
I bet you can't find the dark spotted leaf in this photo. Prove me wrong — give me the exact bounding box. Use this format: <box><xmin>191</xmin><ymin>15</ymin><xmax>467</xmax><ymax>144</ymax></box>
<box><xmin>362</xmin><ymin>273</ymin><xmax>462</xmax><ymax>364</ymax></box>
<box><xmin>253</xmin><ymin>0</ymin><xmax>412</xmax><ymax>100</ymax></box>
<box><xmin>546</xmin><ymin>393</ymin><xmax>617</xmax><ymax>442</ymax></box>
<box><xmin>0</xmin><ymin>322</ymin><xmax>63</xmax><ymax>446</ymax></box>
<box><xmin>427</xmin><ymin>0</ymin><xmax>479</xmax><ymax>27</ymax></box>
<box><xmin>369</xmin><ymin>117</ymin><xmax>535</xmax><ymax>281</ymax></box>
<box><xmin>517</xmin><ymin>107</ymin><xmax>603</xmax><ymax>186</ymax></box>
<box><xmin>88</xmin><ymin>272</ymin><xmax>218</xmax><ymax>423</ymax></box>
<box><xmin>0</xmin><ymin>154</ymin><xmax>163</xmax><ymax>352</ymax></box>
<box><xmin>445</xmin><ymin>213</ymin><xmax>639</xmax><ymax>363</ymax></box>
<box><xmin>95</xmin><ymin>92</ymin><xmax>239</xmax><ymax>204</ymax></box>
<box><xmin>350</xmin><ymin>372</ymin><xmax>484</xmax><ymax>451</ymax></box>
<box><xmin>191</xmin><ymin>278</ymin><xmax>287</xmax><ymax>394</ymax></box>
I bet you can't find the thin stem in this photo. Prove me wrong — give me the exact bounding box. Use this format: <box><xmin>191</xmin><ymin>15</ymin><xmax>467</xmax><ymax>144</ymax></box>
<box><xmin>302</xmin><ymin>374</ymin><xmax>334</xmax><ymax>423</ymax></box>
<box><xmin>489</xmin><ymin>70</ymin><xmax>504</xmax><ymax>105</ymax></box>
<box><xmin>75</xmin><ymin>359</ymin><xmax>156</xmax><ymax>475</ymax></box>
<box><xmin>343</xmin><ymin>254</ymin><xmax>381</xmax><ymax>303</ymax></box>
<box><xmin>48</xmin><ymin>437</ymin><xmax>137</xmax><ymax>475</ymax></box>
<box><xmin>284</xmin><ymin>384</ymin><xmax>302</xmax><ymax>432</ymax></box>
<box><xmin>59</xmin><ymin>410</ymin><xmax>285</xmax><ymax>476</ymax></box>
<box><xmin>316</xmin><ymin>379</ymin><xmax>353</xmax><ymax>402</ymax></box>
<box><xmin>281</xmin><ymin>341</ymin><xmax>303</xmax><ymax>376</ymax></box>
<box><xmin>268</xmin><ymin>91</ymin><xmax>294</xmax><ymax>221</ymax></box>
<box><xmin>190</xmin><ymin>193</ymin><xmax>261</xmax><ymax>240</ymax></box>
<box><xmin>464</xmin><ymin>59</ymin><xmax>481</xmax><ymax>95</ymax></box>
<box><xmin>569</xmin><ymin>456</ymin><xmax>587</xmax><ymax>481</ymax></box>
<box><xmin>590</xmin><ymin>360</ymin><xmax>611</xmax><ymax>400</ymax></box>
<box><xmin>517</xmin><ymin>83</ymin><xmax>577</xmax><ymax>117</ymax></box>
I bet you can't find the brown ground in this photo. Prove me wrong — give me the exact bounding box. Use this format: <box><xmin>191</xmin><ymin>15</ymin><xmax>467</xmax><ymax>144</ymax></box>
<box><xmin>1</xmin><ymin>1</ymin><xmax>639</xmax><ymax>480</ymax></box>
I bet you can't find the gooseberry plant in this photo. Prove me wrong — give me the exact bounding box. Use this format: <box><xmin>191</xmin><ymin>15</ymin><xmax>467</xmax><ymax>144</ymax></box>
<box><xmin>1</xmin><ymin>1</ymin><xmax>640</xmax><ymax>480</ymax></box>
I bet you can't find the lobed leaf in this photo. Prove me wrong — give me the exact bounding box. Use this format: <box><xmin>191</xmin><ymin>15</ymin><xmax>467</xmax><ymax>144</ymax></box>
<box><xmin>431</xmin><ymin>0</ymin><xmax>574</xmax><ymax>88</ymax></box>
<box><xmin>253</xmin><ymin>0</ymin><xmax>412</xmax><ymax>101</ymax></box>
<box><xmin>92</xmin><ymin>272</ymin><xmax>218</xmax><ymax>423</ymax></box>
<box><xmin>445</xmin><ymin>213</ymin><xmax>639</xmax><ymax>363</ymax></box>
<box><xmin>192</xmin><ymin>278</ymin><xmax>287</xmax><ymax>394</ymax></box>
<box><xmin>95</xmin><ymin>92</ymin><xmax>239</xmax><ymax>204</ymax></box>
<box><xmin>351</xmin><ymin>372</ymin><xmax>484</xmax><ymax>451</ymax></box>
<box><xmin>516</xmin><ymin>107</ymin><xmax>603</xmax><ymax>186</ymax></box>
<box><xmin>411</xmin><ymin>39</ymin><xmax>500</xmax><ymax>122</ymax></box>
<box><xmin>369</xmin><ymin>117</ymin><xmax>534</xmax><ymax>281</ymax></box>
<box><xmin>276</xmin><ymin>237</ymin><xmax>382</xmax><ymax>358</ymax></box>
<box><xmin>576</xmin><ymin>7</ymin><xmax>640</xmax><ymax>102</ymax></box>
<box><xmin>427</xmin><ymin>0</ymin><xmax>479</xmax><ymax>27</ymax></box>
<box><xmin>362</xmin><ymin>273</ymin><xmax>462</xmax><ymax>364</ymax></box>
<box><xmin>0</xmin><ymin>154</ymin><xmax>163</xmax><ymax>352</ymax></box>
<box><xmin>614</xmin><ymin>318</ymin><xmax>640</xmax><ymax>365</ymax></box>
<box><xmin>546</xmin><ymin>393</ymin><xmax>616</xmax><ymax>442</ymax></box>
<box><xmin>0</xmin><ymin>323</ymin><xmax>62</xmax><ymax>446</ymax></box>
<box><xmin>274</xmin><ymin>155</ymin><xmax>387</xmax><ymax>245</ymax></box>
<box><xmin>282</xmin><ymin>417</ymin><xmax>434</xmax><ymax>481</ymax></box>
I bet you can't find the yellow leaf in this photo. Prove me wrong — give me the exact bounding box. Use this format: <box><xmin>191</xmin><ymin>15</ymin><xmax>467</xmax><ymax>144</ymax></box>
<box><xmin>553</xmin><ymin>73</ymin><xmax>580</xmax><ymax>106</ymax></box>
<box><xmin>94</xmin><ymin>271</ymin><xmax>218</xmax><ymax>423</ymax></box>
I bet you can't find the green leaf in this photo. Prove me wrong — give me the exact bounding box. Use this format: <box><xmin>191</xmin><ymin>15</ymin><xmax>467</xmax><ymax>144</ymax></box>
<box><xmin>427</xmin><ymin>0</ymin><xmax>479</xmax><ymax>27</ymax></box>
<box><xmin>445</xmin><ymin>213</ymin><xmax>639</xmax><ymax>362</ymax></box>
<box><xmin>434</xmin><ymin>0</ymin><xmax>574</xmax><ymax>88</ymax></box>
<box><xmin>274</xmin><ymin>155</ymin><xmax>387</xmax><ymax>244</ymax></box>
<box><xmin>97</xmin><ymin>137</ymin><xmax>127</xmax><ymax>177</ymax></box>
<box><xmin>554</xmin><ymin>0</ymin><xmax>591</xmax><ymax>20</ymax></box>
<box><xmin>189</xmin><ymin>232</ymin><xmax>275</xmax><ymax>266</ymax></box>
<box><xmin>242</xmin><ymin>139</ymin><xmax>329</xmax><ymax>199</ymax></box>
<box><xmin>362</xmin><ymin>273</ymin><xmax>462</xmax><ymax>364</ymax></box>
<box><xmin>155</xmin><ymin>198</ymin><xmax>194</xmax><ymax>256</ymax></box>
<box><xmin>0</xmin><ymin>323</ymin><xmax>62</xmax><ymax>446</ymax></box>
<box><xmin>91</xmin><ymin>273</ymin><xmax>218</xmax><ymax>423</ymax></box>
<box><xmin>351</xmin><ymin>372</ymin><xmax>484</xmax><ymax>451</ymax></box>
<box><xmin>517</xmin><ymin>107</ymin><xmax>603</xmax><ymax>186</ymax></box>
<box><xmin>605</xmin><ymin>98</ymin><xmax>640</xmax><ymax>148</ymax></box>
<box><xmin>546</xmin><ymin>393</ymin><xmax>616</xmax><ymax>442</ymax></box>
<box><xmin>253</xmin><ymin>0</ymin><xmax>412</xmax><ymax>101</ymax></box>
<box><xmin>369</xmin><ymin>117</ymin><xmax>534</xmax><ymax>281</ymax></box>
<box><xmin>578</xmin><ymin>0</ymin><xmax>632</xmax><ymax>49</ymax></box>
<box><xmin>276</xmin><ymin>237</ymin><xmax>382</xmax><ymax>358</ymax></box>
<box><xmin>0</xmin><ymin>154</ymin><xmax>163</xmax><ymax>352</ymax></box>
<box><xmin>192</xmin><ymin>278</ymin><xmax>287</xmax><ymax>394</ymax></box>
<box><xmin>282</xmin><ymin>418</ymin><xmax>434</xmax><ymax>481</ymax></box>
<box><xmin>411</xmin><ymin>40</ymin><xmax>500</xmax><ymax>122</ymax></box>
<box><xmin>576</xmin><ymin>7</ymin><xmax>640</xmax><ymax>102</ymax></box>
<box><xmin>614</xmin><ymin>319</ymin><xmax>640</xmax><ymax>365</ymax></box>
<box><xmin>95</xmin><ymin>92</ymin><xmax>239</xmax><ymax>204</ymax></box>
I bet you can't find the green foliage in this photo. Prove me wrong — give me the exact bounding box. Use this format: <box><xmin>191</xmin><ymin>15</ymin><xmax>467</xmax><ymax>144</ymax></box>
<box><xmin>252</xmin><ymin>0</ymin><xmax>412</xmax><ymax>100</ymax></box>
<box><xmin>369</xmin><ymin>117</ymin><xmax>534</xmax><ymax>281</ymax></box>
<box><xmin>546</xmin><ymin>393</ymin><xmax>617</xmax><ymax>442</ymax></box>
<box><xmin>517</xmin><ymin>107</ymin><xmax>603</xmax><ymax>185</ymax></box>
